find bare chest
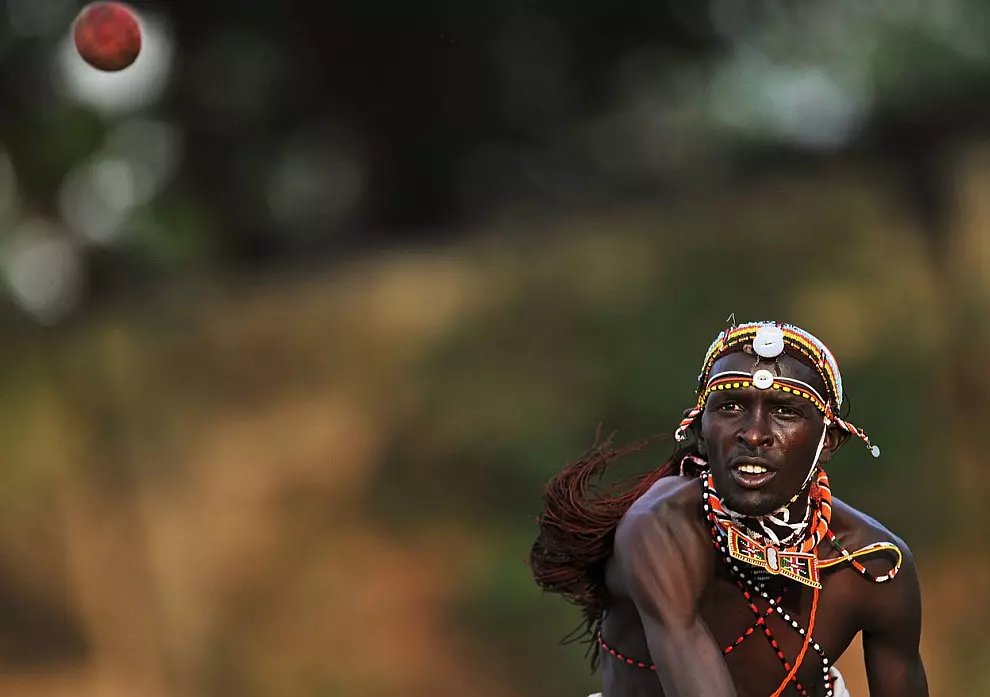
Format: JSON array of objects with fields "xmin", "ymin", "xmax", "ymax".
[
  {"xmin": 702, "ymin": 567, "xmax": 861, "ymax": 694},
  {"xmin": 600, "ymin": 566, "xmax": 864, "ymax": 696}
]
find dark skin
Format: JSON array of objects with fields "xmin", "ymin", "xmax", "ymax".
[{"xmin": 602, "ymin": 350, "xmax": 929, "ymax": 696}]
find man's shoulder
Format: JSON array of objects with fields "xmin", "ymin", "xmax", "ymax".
[
  {"xmin": 828, "ymin": 498, "xmax": 924, "ymax": 649},
  {"xmin": 829, "ymin": 495, "xmax": 915, "ymax": 560},
  {"xmin": 610, "ymin": 474, "xmax": 713, "ymax": 605},
  {"xmin": 623, "ymin": 474, "xmax": 703, "ymax": 522},
  {"xmin": 613, "ymin": 474, "xmax": 705, "ymax": 549},
  {"xmin": 827, "ymin": 496, "xmax": 921, "ymax": 621}
]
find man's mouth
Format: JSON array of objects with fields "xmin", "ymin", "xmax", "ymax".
[{"xmin": 729, "ymin": 457, "xmax": 777, "ymax": 489}]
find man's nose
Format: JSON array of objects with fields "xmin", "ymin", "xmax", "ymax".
[{"xmin": 737, "ymin": 412, "xmax": 773, "ymax": 449}]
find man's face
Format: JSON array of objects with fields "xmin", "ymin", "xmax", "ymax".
[{"xmin": 697, "ymin": 349, "xmax": 846, "ymax": 516}]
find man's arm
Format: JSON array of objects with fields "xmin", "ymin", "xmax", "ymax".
[
  {"xmin": 613, "ymin": 485, "xmax": 737, "ymax": 697},
  {"xmin": 862, "ymin": 544, "xmax": 929, "ymax": 697}
]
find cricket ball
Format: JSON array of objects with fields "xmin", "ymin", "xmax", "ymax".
[{"xmin": 73, "ymin": 2, "xmax": 142, "ymax": 72}]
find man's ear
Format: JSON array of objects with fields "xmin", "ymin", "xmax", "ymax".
[
  {"xmin": 685, "ymin": 409, "xmax": 707, "ymax": 455},
  {"xmin": 818, "ymin": 424, "xmax": 851, "ymax": 465}
]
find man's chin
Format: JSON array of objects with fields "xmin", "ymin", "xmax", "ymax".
[{"xmin": 720, "ymin": 489, "xmax": 784, "ymax": 518}]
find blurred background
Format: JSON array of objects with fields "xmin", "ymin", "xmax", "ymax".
[{"xmin": 0, "ymin": 0, "xmax": 988, "ymax": 695}]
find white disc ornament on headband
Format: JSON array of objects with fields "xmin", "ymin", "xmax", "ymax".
[
  {"xmin": 753, "ymin": 369, "xmax": 774, "ymax": 389},
  {"xmin": 753, "ymin": 326, "xmax": 785, "ymax": 358}
]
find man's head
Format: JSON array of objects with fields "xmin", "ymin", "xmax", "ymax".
[
  {"xmin": 697, "ymin": 349, "xmax": 849, "ymax": 514},
  {"xmin": 674, "ymin": 321, "xmax": 876, "ymax": 516}
]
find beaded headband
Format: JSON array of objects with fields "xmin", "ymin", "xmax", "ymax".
[{"xmin": 673, "ymin": 321, "xmax": 879, "ymax": 457}]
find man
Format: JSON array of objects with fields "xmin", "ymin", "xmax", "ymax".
[{"xmin": 530, "ymin": 321, "xmax": 928, "ymax": 697}]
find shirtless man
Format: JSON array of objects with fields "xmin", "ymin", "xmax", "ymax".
[{"xmin": 530, "ymin": 321, "xmax": 928, "ymax": 697}]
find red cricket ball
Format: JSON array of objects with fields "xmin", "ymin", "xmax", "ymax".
[{"xmin": 73, "ymin": 2, "xmax": 142, "ymax": 72}]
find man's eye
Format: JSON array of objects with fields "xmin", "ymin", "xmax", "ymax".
[
  {"xmin": 717, "ymin": 402, "xmax": 742, "ymax": 412},
  {"xmin": 773, "ymin": 406, "xmax": 800, "ymax": 417}
]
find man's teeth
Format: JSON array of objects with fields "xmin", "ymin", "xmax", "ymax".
[{"xmin": 738, "ymin": 465, "xmax": 768, "ymax": 474}]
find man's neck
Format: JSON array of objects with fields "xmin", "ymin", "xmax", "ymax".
[{"xmin": 731, "ymin": 491, "xmax": 813, "ymax": 548}]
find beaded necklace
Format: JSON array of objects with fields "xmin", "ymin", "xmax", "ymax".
[{"xmin": 708, "ymin": 467, "xmax": 830, "ymax": 553}]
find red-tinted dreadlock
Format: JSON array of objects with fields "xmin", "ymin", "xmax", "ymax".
[{"xmin": 528, "ymin": 428, "xmax": 699, "ymax": 669}]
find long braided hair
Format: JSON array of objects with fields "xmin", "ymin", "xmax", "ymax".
[{"xmin": 528, "ymin": 428, "xmax": 698, "ymax": 668}]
